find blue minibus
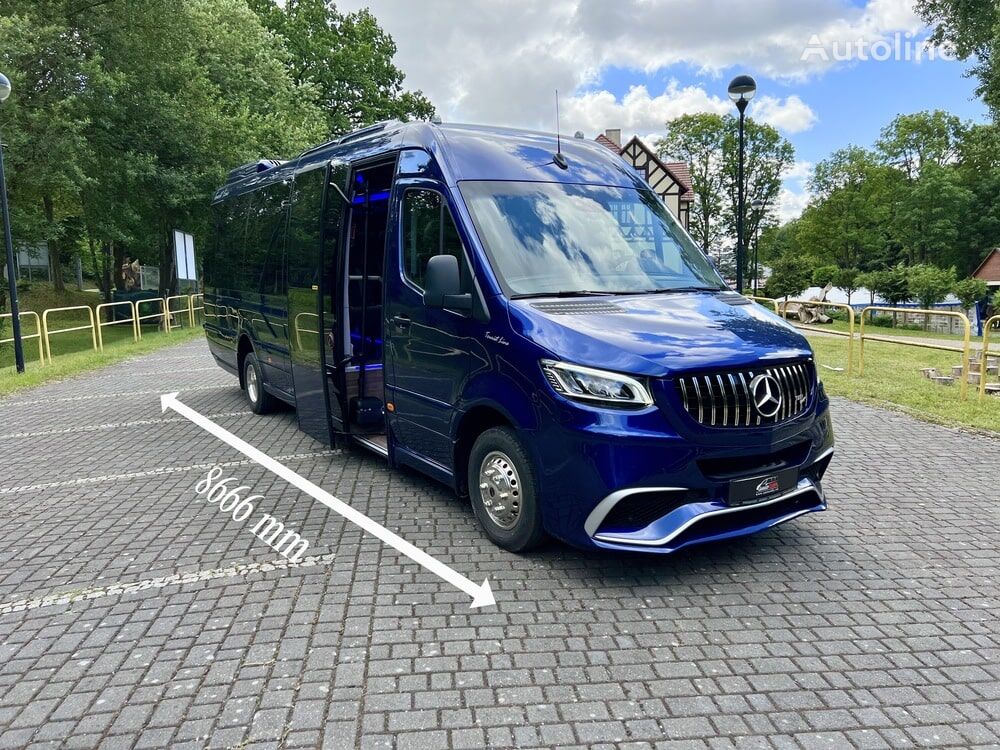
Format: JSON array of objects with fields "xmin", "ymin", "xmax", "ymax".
[{"xmin": 203, "ymin": 120, "xmax": 834, "ymax": 553}]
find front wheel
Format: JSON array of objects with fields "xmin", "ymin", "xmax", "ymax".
[
  {"xmin": 468, "ymin": 427, "xmax": 546, "ymax": 552},
  {"xmin": 243, "ymin": 352, "xmax": 277, "ymax": 415}
]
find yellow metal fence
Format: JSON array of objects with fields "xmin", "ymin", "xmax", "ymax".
[
  {"xmin": 859, "ymin": 306, "xmax": 972, "ymax": 401},
  {"xmin": 1, "ymin": 294, "xmax": 203, "ymax": 370},
  {"xmin": 0, "ymin": 311, "xmax": 44, "ymax": 365},
  {"xmin": 980, "ymin": 315, "xmax": 1000, "ymax": 401}
]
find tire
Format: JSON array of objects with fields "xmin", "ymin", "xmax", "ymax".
[
  {"xmin": 243, "ymin": 352, "xmax": 277, "ymax": 415},
  {"xmin": 468, "ymin": 427, "xmax": 546, "ymax": 552}
]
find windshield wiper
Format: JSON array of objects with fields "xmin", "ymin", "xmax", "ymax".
[
  {"xmin": 510, "ymin": 290, "xmax": 629, "ymax": 300},
  {"xmin": 638, "ymin": 286, "xmax": 727, "ymax": 294}
]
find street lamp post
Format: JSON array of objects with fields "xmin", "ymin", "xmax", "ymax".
[
  {"xmin": 728, "ymin": 74, "xmax": 757, "ymax": 294},
  {"xmin": 0, "ymin": 72, "xmax": 25, "ymax": 374},
  {"xmin": 750, "ymin": 197, "xmax": 765, "ymax": 294}
]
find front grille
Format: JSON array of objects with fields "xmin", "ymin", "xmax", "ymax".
[{"xmin": 676, "ymin": 360, "xmax": 815, "ymax": 428}]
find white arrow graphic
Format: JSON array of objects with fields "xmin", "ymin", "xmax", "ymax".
[{"xmin": 161, "ymin": 392, "xmax": 495, "ymax": 608}]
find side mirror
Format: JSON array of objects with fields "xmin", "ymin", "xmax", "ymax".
[{"xmin": 423, "ymin": 254, "xmax": 472, "ymax": 311}]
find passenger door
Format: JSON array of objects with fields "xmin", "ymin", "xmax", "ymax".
[
  {"xmin": 287, "ymin": 160, "xmax": 350, "ymax": 444},
  {"xmin": 384, "ymin": 186, "xmax": 476, "ymax": 468}
]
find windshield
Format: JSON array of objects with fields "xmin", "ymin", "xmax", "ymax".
[{"xmin": 459, "ymin": 181, "xmax": 726, "ymax": 298}]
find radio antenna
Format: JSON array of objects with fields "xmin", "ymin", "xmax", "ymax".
[{"xmin": 553, "ymin": 89, "xmax": 568, "ymax": 169}]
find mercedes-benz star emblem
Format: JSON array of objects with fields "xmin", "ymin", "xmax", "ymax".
[{"xmin": 749, "ymin": 373, "xmax": 783, "ymax": 418}]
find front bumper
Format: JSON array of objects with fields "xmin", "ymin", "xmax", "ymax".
[{"xmin": 530, "ymin": 396, "xmax": 834, "ymax": 553}]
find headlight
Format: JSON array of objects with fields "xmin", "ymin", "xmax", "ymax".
[{"xmin": 540, "ymin": 359, "xmax": 653, "ymax": 408}]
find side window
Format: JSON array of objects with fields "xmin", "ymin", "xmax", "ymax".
[{"xmin": 401, "ymin": 189, "xmax": 469, "ymax": 290}]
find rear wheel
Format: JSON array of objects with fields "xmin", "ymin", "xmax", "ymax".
[
  {"xmin": 243, "ymin": 353, "xmax": 277, "ymax": 414},
  {"xmin": 468, "ymin": 427, "xmax": 546, "ymax": 552}
]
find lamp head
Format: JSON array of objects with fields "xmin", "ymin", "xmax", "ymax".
[
  {"xmin": 727, "ymin": 74, "xmax": 757, "ymax": 108},
  {"xmin": 0, "ymin": 73, "xmax": 10, "ymax": 103}
]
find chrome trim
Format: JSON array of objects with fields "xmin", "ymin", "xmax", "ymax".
[
  {"xmin": 592, "ymin": 480, "xmax": 824, "ymax": 548},
  {"xmin": 353, "ymin": 436, "xmax": 389, "ymax": 458},
  {"xmin": 583, "ymin": 486, "xmax": 688, "ymax": 537}
]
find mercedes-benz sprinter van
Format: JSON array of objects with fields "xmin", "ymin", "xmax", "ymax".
[{"xmin": 203, "ymin": 120, "xmax": 834, "ymax": 554}]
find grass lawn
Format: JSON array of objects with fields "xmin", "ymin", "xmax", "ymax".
[
  {"xmin": 0, "ymin": 326, "xmax": 203, "ymax": 399},
  {"xmin": 808, "ymin": 334, "xmax": 1000, "ymax": 433},
  {"xmin": 799, "ymin": 316, "xmax": 993, "ymax": 344}
]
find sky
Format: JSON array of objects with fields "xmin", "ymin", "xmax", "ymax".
[{"xmin": 337, "ymin": 0, "xmax": 989, "ymax": 223}]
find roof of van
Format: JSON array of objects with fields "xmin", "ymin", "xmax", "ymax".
[{"xmin": 213, "ymin": 121, "xmax": 646, "ymax": 203}]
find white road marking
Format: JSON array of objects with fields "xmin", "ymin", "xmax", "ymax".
[
  {"xmin": 0, "ymin": 450, "xmax": 337, "ymax": 495},
  {"xmin": 0, "ymin": 411, "xmax": 253, "ymax": 439},
  {"xmin": 0, "ymin": 553, "xmax": 339, "ymax": 615},
  {"xmin": 2, "ymin": 384, "xmax": 232, "ymax": 407}
]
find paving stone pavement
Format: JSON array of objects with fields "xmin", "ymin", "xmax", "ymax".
[{"xmin": 1, "ymin": 338, "xmax": 999, "ymax": 750}]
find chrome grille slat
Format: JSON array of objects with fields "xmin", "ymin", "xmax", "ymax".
[
  {"xmin": 691, "ymin": 377, "xmax": 703, "ymax": 424},
  {"xmin": 675, "ymin": 360, "xmax": 815, "ymax": 429},
  {"xmin": 737, "ymin": 372, "xmax": 751, "ymax": 426},
  {"xmin": 716, "ymin": 374, "xmax": 728, "ymax": 426},
  {"xmin": 728, "ymin": 373, "xmax": 740, "ymax": 427}
]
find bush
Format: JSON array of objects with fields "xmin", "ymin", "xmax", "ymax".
[
  {"xmin": 870, "ymin": 314, "xmax": 895, "ymax": 328},
  {"xmin": 898, "ymin": 322, "xmax": 924, "ymax": 331}
]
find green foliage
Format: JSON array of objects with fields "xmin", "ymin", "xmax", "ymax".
[
  {"xmin": 918, "ymin": 0, "xmax": 1000, "ymax": 116},
  {"xmin": 953, "ymin": 278, "xmax": 989, "ymax": 310},
  {"xmin": 907, "ymin": 264, "xmax": 956, "ymax": 330},
  {"xmin": 870, "ymin": 314, "xmax": 895, "ymax": 328},
  {"xmin": 765, "ymin": 254, "xmax": 811, "ymax": 301},
  {"xmin": 877, "ymin": 111, "xmax": 965, "ymax": 180},
  {"xmin": 657, "ymin": 113, "xmax": 726, "ymax": 254},
  {"xmin": 248, "ymin": 0, "xmax": 434, "ymax": 134},
  {"xmin": 811, "ymin": 265, "xmax": 839, "ymax": 287},
  {"xmin": 872, "ymin": 266, "xmax": 913, "ymax": 306},
  {"xmin": 0, "ymin": 0, "xmax": 429, "ymax": 293},
  {"xmin": 658, "ymin": 112, "xmax": 791, "ymax": 274}
]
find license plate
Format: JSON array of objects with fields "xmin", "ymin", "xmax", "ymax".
[{"xmin": 728, "ymin": 467, "xmax": 798, "ymax": 506}]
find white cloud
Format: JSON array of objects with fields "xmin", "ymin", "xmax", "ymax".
[
  {"xmin": 751, "ymin": 96, "xmax": 818, "ymax": 134},
  {"xmin": 336, "ymin": 0, "xmax": 928, "ymax": 134},
  {"xmin": 554, "ymin": 83, "xmax": 817, "ymax": 138},
  {"xmin": 777, "ymin": 184, "xmax": 812, "ymax": 223}
]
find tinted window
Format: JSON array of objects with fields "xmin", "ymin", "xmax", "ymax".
[
  {"xmin": 241, "ymin": 182, "xmax": 288, "ymax": 294},
  {"xmin": 459, "ymin": 181, "xmax": 725, "ymax": 297},
  {"xmin": 401, "ymin": 189, "xmax": 468, "ymax": 290},
  {"xmin": 209, "ymin": 193, "xmax": 250, "ymax": 290}
]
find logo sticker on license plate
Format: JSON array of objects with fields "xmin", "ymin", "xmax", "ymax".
[{"xmin": 728, "ymin": 467, "xmax": 798, "ymax": 506}]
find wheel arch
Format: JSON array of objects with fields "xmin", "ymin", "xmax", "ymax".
[
  {"xmin": 236, "ymin": 334, "xmax": 255, "ymax": 389},
  {"xmin": 453, "ymin": 403, "xmax": 516, "ymax": 497}
]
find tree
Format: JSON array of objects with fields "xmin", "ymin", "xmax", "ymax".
[
  {"xmin": 248, "ymin": 0, "xmax": 434, "ymax": 135},
  {"xmin": 855, "ymin": 270, "xmax": 879, "ymax": 305},
  {"xmin": 797, "ymin": 147, "xmax": 899, "ymax": 271},
  {"xmin": 811, "ymin": 265, "xmax": 838, "ymax": 287},
  {"xmin": 893, "ymin": 163, "xmax": 973, "ymax": 266},
  {"xmin": 0, "ymin": 0, "xmax": 333, "ymax": 297},
  {"xmin": 833, "ymin": 267, "xmax": 861, "ymax": 305},
  {"xmin": 908, "ymin": 264, "xmax": 956, "ymax": 328},
  {"xmin": 658, "ymin": 113, "xmax": 791, "ymax": 275},
  {"xmin": 0, "ymin": 8, "xmax": 98, "ymax": 291},
  {"xmin": 722, "ymin": 118, "xmax": 794, "ymax": 283},
  {"xmin": 876, "ymin": 111, "xmax": 965, "ymax": 180},
  {"xmin": 953, "ymin": 277, "xmax": 988, "ymax": 312},
  {"xmin": 918, "ymin": 0, "xmax": 1000, "ymax": 116},
  {"xmin": 658, "ymin": 113, "xmax": 726, "ymax": 256},
  {"xmin": 765, "ymin": 254, "xmax": 811, "ymax": 302}
]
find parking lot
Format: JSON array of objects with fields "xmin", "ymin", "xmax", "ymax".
[{"xmin": 1, "ymin": 338, "xmax": 999, "ymax": 749}]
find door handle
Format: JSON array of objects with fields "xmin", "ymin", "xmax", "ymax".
[{"xmin": 392, "ymin": 314, "xmax": 411, "ymax": 332}]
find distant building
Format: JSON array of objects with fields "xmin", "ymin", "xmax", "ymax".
[
  {"xmin": 595, "ymin": 128, "xmax": 693, "ymax": 230},
  {"xmin": 972, "ymin": 248, "xmax": 1000, "ymax": 293}
]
